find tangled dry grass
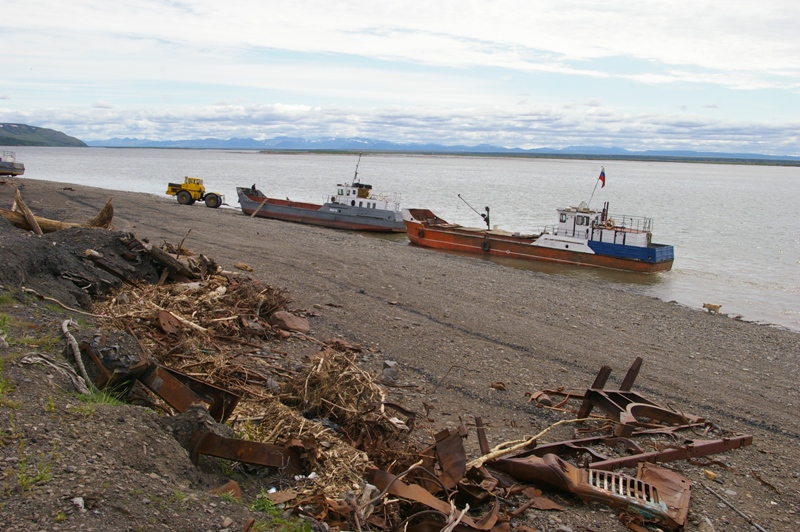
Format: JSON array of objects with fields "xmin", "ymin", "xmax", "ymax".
[{"xmin": 90, "ymin": 263, "xmax": 422, "ymax": 500}]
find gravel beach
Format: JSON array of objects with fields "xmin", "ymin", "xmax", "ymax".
[{"xmin": 1, "ymin": 178, "xmax": 798, "ymax": 531}]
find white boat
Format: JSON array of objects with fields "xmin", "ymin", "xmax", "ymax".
[{"xmin": 0, "ymin": 151, "xmax": 24, "ymax": 176}]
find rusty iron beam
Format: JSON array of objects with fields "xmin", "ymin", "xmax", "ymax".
[
  {"xmin": 588, "ymin": 435, "xmax": 753, "ymax": 471},
  {"xmin": 619, "ymin": 356, "xmax": 643, "ymax": 391},
  {"xmin": 496, "ymin": 431, "xmax": 751, "ymax": 471},
  {"xmin": 188, "ymin": 430, "xmax": 303, "ymax": 475},
  {"xmin": 577, "ymin": 364, "xmax": 611, "ymax": 419},
  {"xmin": 474, "ymin": 417, "xmax": 490, "ymax": 455}
]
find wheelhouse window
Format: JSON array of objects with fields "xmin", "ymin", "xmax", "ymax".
[
  {"xmin": 560, "ymin": 213, "xmax": 567, "ymax": 223},
  {"xmin": 338, "ymin": 189, "xmax": 344, "ymax": 195}
]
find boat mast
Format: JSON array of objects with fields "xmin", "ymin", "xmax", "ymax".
[
  {"xmin": 353, "ymin": 152, "xmax": 362, "ymax": 184},
  {"xmin": 587, "ymin": 166, "xmax": 604, "ymax": 206},
  {"xmin": 458, "ymin": 194, "xmax": 491, "ymax": 229}
]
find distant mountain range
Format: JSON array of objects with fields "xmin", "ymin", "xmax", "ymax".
[
  {"xmin": 2, "ymin": 123, "xmax": 797, "ymax": 162},
  {"xmin": 0, "ymin": 123, "xmax": 86, "ymax": 147},
  {"xmin": 85, "ymin": 135, "xmax": 800, "ymax": 162}
]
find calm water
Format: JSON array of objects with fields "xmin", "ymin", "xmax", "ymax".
[{"xmin": 8, "ymin": 147, "xmax": 800, "ymax": 332}]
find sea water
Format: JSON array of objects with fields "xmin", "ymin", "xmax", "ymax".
[{"xmin": 8, "ymin": 147, "xmax": 800, "ymax": 332}]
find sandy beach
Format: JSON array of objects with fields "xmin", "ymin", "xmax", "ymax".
[{"xmin": 2, "ymin": 178, "xmax": 799, "ymax": 530}]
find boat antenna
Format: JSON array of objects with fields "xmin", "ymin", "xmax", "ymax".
[
  {"xmin": 458, "ymin": 194, "xmax": 491, "ymax": 229},
  {"xmin": 353, "ymin": 152, "xmax": 362, "ymax": 184},
  {"xmin": 588, "ymin": 166, "xmax": 605, "ymax": 206}
]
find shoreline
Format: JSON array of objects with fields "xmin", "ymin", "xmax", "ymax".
[
  {"xmin": 8, "ymin": 171, "xmax": 799, "ymax": 333},
  {"xmin": 2, "ymin": 178, "xmax": 799, "ymax": 529},
  {"xmin": 2, "ymin": 178, "xmax": 797, "ymax": 419}
]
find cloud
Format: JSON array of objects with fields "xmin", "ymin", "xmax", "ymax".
[
  {"xmin": 4, "ymin": 102, "xmax": 797, "ymax": 155},
  {"xmin": 3, "ymin": 1, "xmax": 800, "ymax": 155}
]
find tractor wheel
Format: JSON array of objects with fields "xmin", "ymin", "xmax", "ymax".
[
  {"xmin": 176, "ymin": 190, "xmax": 193, "ymax": 205},
  {"xmin": 204, "ymin": 193, "xmax": 221, "ymax": 208}
]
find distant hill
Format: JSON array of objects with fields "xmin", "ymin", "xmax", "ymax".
[
  {"xmin": 85, "ymin": 135, "xmax": 800, "ymax": 163},
  {"xmin": 0, "ymin": 124, "xmax": 87, "ymax": 147}
]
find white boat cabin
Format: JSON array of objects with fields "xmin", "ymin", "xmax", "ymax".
[
  {"xmin": 328, "ymin": 181, "xmax": 401, "ymax": 212},
  {"xmin": 553, "ymin": 202, "xmax": 652, "ymax": 248}
]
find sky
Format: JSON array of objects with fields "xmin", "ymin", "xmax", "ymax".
[{"xmin": 2, "ymin": 1, "xmax": 800, "ymax": 154}]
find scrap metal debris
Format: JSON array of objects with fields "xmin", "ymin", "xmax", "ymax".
[
  {"xmin": 83, "ymin": 255, "xmax": 754, "ymax": 531},
  {"xmin": 1, "ymin": 199, "xmax": 756, "ymax": 531}
]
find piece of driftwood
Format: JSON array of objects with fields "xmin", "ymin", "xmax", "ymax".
[
  {"xmin": 0, "ymin": 198, "xmax": 114, "ymax": 233},
  {"xmin": 14, "ymin": 189, "xmax": 43, "ymax": 235},
  {"xmin": 140, "ymin": 241, "xmax": 198, "ymax": 279}
]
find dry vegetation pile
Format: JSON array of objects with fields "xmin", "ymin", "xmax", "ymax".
[{"xmin": 91, "ymin": 264, "xmax": 424, "ymax": 505}]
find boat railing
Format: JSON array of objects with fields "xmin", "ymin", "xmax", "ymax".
[
  {"xmin": 370, "ymin": 191, "xmax": 401, "ymax": 207},
  {"xmin": 603, "ymin": 214, "xmax": 653, "ymax": 233}
]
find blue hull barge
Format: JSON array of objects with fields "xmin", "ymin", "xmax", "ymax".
[{"xmin": 404, "ymin": 201, "xmax": 674, "ymax": 273}]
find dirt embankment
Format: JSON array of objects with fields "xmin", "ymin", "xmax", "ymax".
[{"xmin": 1, "ymin": 178, "xmax": 798, "ymax": 531}]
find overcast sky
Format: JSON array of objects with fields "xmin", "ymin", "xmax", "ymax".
[{"xmin": 2, "ymin": 1, "xmax": 800, "ymax": 154}]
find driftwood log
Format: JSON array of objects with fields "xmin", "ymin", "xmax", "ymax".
[
  {"xmin": 0, "ymin": 196, "xmax": 114, "ymax": 233},
  {"xmin": 140, "ymin": 241, "xmax": 198, "ymax": 280},
  {"xmin": 13, "ymin": 189, "xmax": 43, "ymax": 235}
]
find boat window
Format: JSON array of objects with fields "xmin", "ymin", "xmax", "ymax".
[
  {"xmin": 338, "ymin": 189, "xmax": 344, "ymax": 195},
  {"xmin": 359, "ymin": 201, "xmax": 363, "ymax": 207},
  {"xmin": 560, "ymin": 213, "xmax": 567, "ymax": 223}
]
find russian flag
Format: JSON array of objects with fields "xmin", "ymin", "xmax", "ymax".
[{"xmin": 598, "ymin": 167, "xmax": 606, "ymax": 188}]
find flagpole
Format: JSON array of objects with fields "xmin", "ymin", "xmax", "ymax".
[{"xmin": 588, "ymin": 166, "xmax": 604, "ymax": 206}]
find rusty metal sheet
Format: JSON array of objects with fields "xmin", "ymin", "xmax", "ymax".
[
  {"xmin": 491, "ymin": 453, "xmax": 689, "ymax": 530},
  {"xmin": 140, "ymin": 364, "xmax": 206, "ymax": 414},
  {"xmin": 156, "ymin": 309, "xmax": 182, "ymax": 334},
  {"xmin": 582, "ymin": 389, "xmax": 705, "ymax": 437},
  {"xmin": 434, "ymin": 427, "xmax": 467, "ymax": 490},
  {"xmin": 368, "ymin": 468, "xmax": 501, "ymax": 531},
  {"xmin": 638, "ymin": 462, "xmax": 690, "ymax": 529},
  {"xmin": 159, "ymin": 365, "xmax": 240, "ymax": 422},
  {"xmin": 80, "ymin": 340, "xmax": 149, "ymax": 390}
]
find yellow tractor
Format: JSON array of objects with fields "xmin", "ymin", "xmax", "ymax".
[{"xmin": 165, "ymin": 176, "xmax": 223, "ymax": 208}]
